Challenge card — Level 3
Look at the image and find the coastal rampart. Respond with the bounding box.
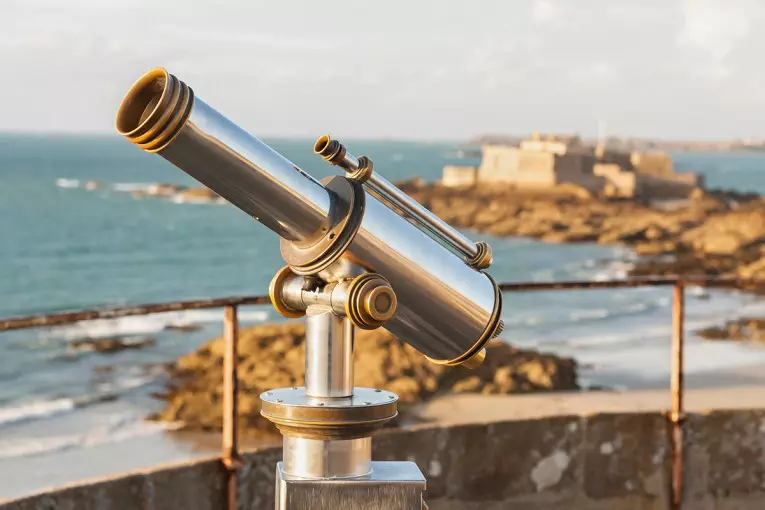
[4,400,765,509]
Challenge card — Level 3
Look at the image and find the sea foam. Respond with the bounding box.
[39,309,269,341]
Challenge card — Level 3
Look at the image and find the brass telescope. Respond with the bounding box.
[116,68,503,509]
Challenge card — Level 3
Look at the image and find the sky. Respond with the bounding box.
[1,0,764,140]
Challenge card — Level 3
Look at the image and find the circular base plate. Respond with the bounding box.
[260,387,398,439]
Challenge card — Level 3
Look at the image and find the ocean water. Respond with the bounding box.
[2,135,765,498]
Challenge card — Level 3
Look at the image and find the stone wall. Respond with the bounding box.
[442,165,478,188]
[631,152,674,177]
[594,163,638,197]
[4,409,765,509]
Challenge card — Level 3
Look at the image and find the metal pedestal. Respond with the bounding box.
[275,461,426,510]
[261,306,427,510]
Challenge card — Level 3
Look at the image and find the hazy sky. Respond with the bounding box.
[2,0,764,140]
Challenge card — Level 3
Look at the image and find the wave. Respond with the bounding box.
[0,413,180,459]
[0,398,76,427]
[93,373,160,394]
[502,298,658,333]
[569,309,610,322]
[55,178,80,189]
[112,182,154,192]
[39,308,269,341]
[565,324,671,349]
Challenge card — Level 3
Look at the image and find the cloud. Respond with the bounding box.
[677,0,753,62]
[1,0,764,138]
[567,62,620,86]
[531,0,566,27]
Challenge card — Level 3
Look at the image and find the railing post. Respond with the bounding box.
[223,304,241,510]
[670,282,685,509]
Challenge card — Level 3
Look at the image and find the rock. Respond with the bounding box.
[164,323,202,333]
[693,232,744,256]
[737,256,765,278]
[156,323,578,435]
[644,225,665,241]
[69,336,156,354]
[556,183,592,200]
[689,187,706,201]
[696,326,730,340]
[633,241,677,256]
[146,183,184,197]
[697,316,765,342]
[174,187,220,202]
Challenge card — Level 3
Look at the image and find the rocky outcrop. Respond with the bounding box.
[697,317,765,342]
[174,187,222,203]
[69,336,156,354]
[122,183,222,203]
[399,180,765,281]
[153,322,578,434]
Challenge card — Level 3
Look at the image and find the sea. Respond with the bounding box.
[2,134,765,498]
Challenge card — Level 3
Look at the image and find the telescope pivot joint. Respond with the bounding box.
[269,266,397,330]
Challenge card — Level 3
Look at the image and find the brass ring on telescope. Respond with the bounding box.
[268,266,305,319]
[347,156,373,183]
[425,272,503,369]
[116,68,194,154]
[280,176,365,276]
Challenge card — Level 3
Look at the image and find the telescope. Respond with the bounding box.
[116,68,503,509]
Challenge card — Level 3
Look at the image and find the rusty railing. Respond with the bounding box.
[1,276,762,509]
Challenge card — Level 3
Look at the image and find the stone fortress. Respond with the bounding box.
[443,132,703,199]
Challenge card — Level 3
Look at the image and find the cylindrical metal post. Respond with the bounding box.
[304,310,354,398]
[223,305,240,510]
[282,436,372,479]
[670,283,685,510]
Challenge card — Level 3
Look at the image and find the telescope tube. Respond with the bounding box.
[116,68,502,365]
[115,68,331,242]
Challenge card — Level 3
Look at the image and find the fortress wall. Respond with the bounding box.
[4,409,765,509]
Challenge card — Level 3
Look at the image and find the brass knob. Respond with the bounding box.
[467,241,493,270]
[345,273,397,329]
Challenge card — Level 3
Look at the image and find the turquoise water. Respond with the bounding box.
[2,135,765,498]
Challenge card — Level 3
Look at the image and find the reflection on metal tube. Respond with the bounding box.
[282,436,371,479]
[304,311,354,398]
[116,68,332,242]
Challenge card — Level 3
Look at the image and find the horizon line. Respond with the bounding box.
[0,129,758,145]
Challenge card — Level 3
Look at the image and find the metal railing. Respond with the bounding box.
[1,276,763,509]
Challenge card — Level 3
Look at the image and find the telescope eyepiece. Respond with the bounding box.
[116,68,193,153]
[314,135,373,182]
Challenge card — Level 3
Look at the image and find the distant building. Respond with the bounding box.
[442,132,703,199]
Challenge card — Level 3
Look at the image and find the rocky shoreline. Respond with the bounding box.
[400,180,765,284]
[152,322,578,435]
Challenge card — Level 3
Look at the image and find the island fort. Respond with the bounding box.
[443,132,703,199]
